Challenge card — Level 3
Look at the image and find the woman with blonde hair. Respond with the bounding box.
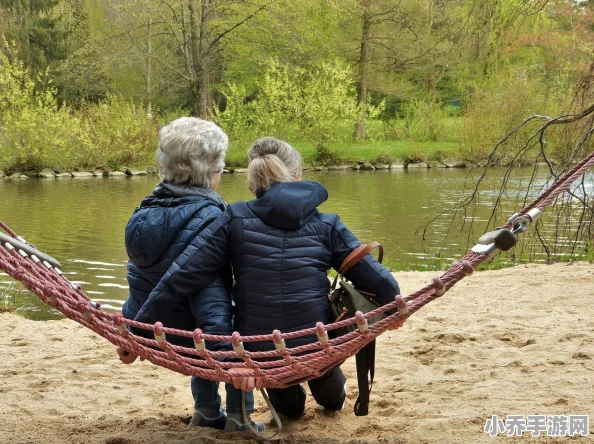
[137,137,399,419]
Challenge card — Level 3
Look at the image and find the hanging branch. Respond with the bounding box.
[421,67,594,263]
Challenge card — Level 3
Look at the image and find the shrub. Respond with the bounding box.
[0,48,86,171]
[402,98,449,142]
[81,94,158,170]
[214,59,359,161]
[458,67,564,164]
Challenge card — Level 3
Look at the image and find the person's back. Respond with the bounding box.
[123,183,230,348]
[138,137,400,420]
[118,117,262,433]
[226,180,396,350]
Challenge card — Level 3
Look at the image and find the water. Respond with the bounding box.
[1,168,591,319]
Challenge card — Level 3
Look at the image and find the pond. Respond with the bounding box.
[1,168,591,319]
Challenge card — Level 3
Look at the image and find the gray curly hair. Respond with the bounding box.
[156,117,228,188]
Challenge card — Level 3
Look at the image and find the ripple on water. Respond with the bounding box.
[97,283,129,289]
[69,259,126,267]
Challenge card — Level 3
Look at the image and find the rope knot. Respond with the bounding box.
[432,277,445,296]
[395,295,409,315]
[154,322,166,344]
[232,331,245,356]
[193,328,205,352]
[77,302,92,320]
[113,313,128,335]
[355,311,369,333]
[460,260,474,276]
[13,267,25,282]
[272,329,286,353]
[316,322,329,346]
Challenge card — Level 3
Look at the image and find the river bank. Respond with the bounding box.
[0,158,469,179]
[1,262,593,443]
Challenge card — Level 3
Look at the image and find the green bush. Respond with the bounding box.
[0,48,157,172]
[214,59,358,163]
[458,67,564,163]
[0,48,86,171]
[81,94,158,170]
[402,98,449,142]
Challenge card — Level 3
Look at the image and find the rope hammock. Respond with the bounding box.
[1,150,593,391]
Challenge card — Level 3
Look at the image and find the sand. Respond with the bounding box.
[1,262,593,444]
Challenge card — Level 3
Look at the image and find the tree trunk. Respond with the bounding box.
[354,1,371,141]
[189,0,210,117]
[197,0,210,118]
[188,0,210,118]
[146,16,153,118]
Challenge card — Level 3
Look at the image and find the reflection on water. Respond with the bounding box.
[1,168,591,320]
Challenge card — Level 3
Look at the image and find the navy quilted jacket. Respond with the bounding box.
[136,181,399,351]
[122,181,232,350]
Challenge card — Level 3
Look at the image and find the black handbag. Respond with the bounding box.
[329,241,386,335]
[328,242,386,416]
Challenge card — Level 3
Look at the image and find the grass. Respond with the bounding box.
[0,284,18,313]
[225,117,465,167]
[227,139,461,168]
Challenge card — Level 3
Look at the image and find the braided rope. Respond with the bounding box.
[1,153,593,387]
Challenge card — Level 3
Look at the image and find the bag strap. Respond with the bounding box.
[353,339,376,416]
[331,241,384,290]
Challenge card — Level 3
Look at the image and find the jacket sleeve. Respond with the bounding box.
[135,211,233,325]
[189,272,233,353]
[330,216,400,307]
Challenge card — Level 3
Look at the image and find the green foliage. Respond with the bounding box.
[0,48,157,171]
[215,59,358,162]
[0,283,18,313]
[293,60,358,153]
[0,47,84,171]
[402,98,450,143]
[458,67,564,163]
[81,94,158,169]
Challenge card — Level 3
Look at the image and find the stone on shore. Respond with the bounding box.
[233,168,247,173]
[389,161,406,169]
[327,165,350,171]
[108,171,127,177]
[55,172,73,178]
[407,162,428,168]
[124,168,148,176]
[359,162,375,171]
[0,170,5,178]
[71,171,94,178]
[37,168,56,178]
[443,159,466,168]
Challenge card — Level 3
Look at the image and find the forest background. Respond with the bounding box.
[1,0,594,172]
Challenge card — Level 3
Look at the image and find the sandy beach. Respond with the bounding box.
[1,262,593,444]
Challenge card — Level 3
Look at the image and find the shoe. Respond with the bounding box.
[188,409,227,430]
[223,417,266,433]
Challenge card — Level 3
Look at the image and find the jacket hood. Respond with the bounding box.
[247,181,328,230]
[125,183,225,268]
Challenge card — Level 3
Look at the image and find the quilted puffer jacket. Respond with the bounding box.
[122,181,232,350]
[136,181,399,351]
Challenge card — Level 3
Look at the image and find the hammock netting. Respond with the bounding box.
[1,150,593,389]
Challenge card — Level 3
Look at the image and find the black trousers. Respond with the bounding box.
[267,366,347,419]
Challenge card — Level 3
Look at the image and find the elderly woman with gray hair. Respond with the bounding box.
[117,117,263,433]
[137,137,399,420]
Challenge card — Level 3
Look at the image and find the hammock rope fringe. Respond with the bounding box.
[1,150,593,389]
